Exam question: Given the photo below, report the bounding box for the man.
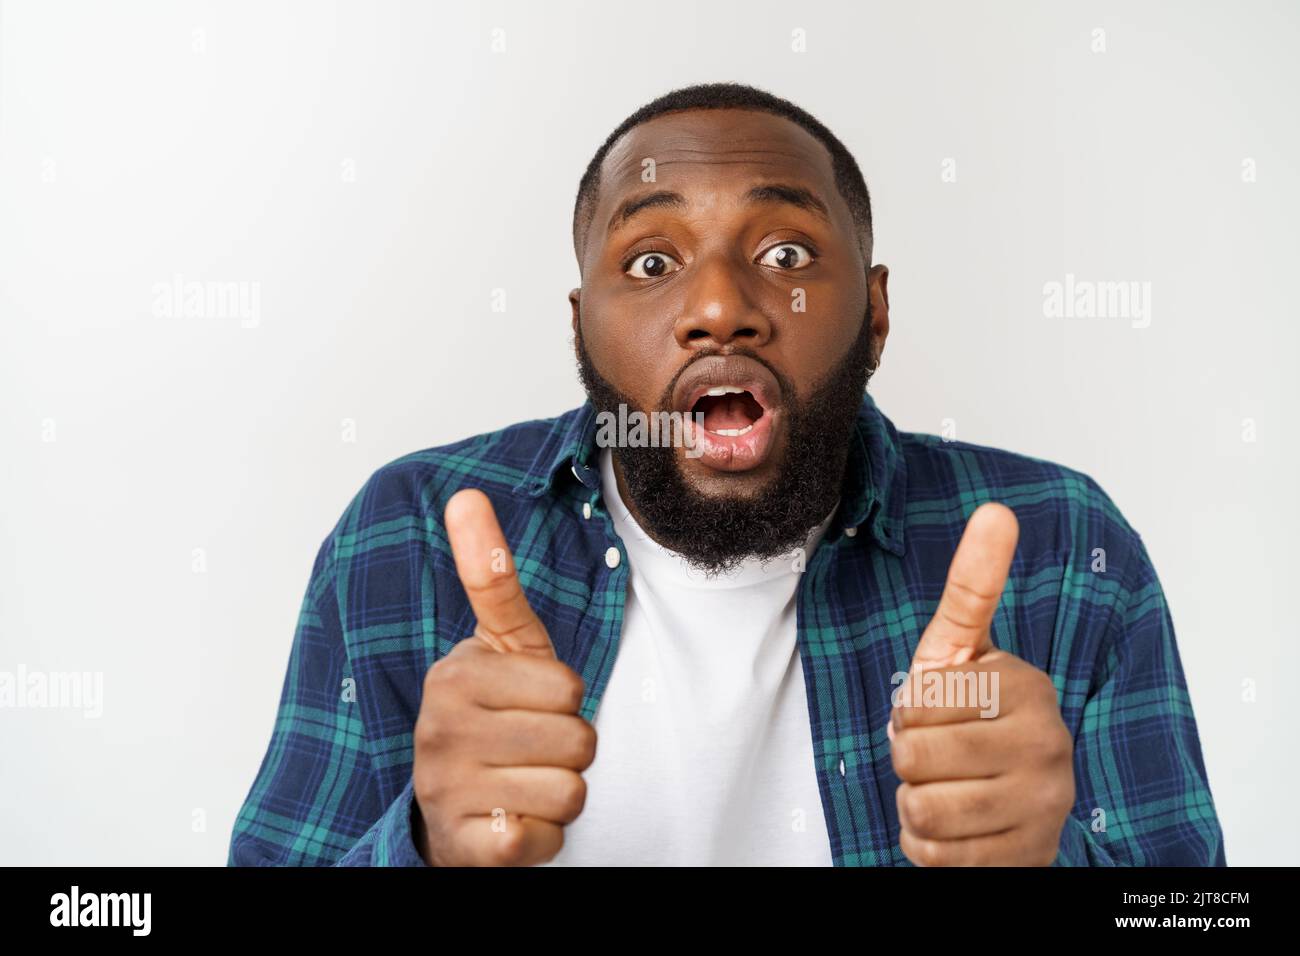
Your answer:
[228,83,1224,867]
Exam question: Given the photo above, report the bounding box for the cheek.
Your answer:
[580,295,677,405]
[776,290,865,383]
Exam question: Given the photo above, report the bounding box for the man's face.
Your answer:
[571,107,890,571]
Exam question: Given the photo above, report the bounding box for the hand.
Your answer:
[888,503,1075,866]
[411,489,597,866]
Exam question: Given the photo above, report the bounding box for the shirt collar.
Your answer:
[514,393,907,556]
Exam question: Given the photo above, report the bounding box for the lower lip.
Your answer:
[683,407,781,472]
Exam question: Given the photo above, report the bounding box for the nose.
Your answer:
[672,253,773,349]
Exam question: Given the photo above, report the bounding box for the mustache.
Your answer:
[657,346,791,413]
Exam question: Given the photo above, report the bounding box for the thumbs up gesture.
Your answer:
[889,503,1075,866]
[410,489,597,866]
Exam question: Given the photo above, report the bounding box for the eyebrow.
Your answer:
[605,183,831,237]
[606,190,686,236]
[744,183,831,222]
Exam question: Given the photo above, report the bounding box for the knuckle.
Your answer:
[891,731,923,780]
[419,713,452,751]
[538,828,565,865]
[913,834,945,867]
[421,662,442,697]
[492,821,528,866]
[893,703,917,730]
[903,789,936,837]
[573,720,598,768]
[1028,670,1061,708]
[470,569,521,606]
[1028,721,1066,763]
[556,666,586,712]
[943,578,985,620]
[559,773,588,821]
[411,765,445,807]
[1053,723,1075,760]
[413,713,437,750]
[427,654,466,692]
[1047,774,1076,816]
[566,717,600,770]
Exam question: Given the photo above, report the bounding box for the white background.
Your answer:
[1,0,1295,865]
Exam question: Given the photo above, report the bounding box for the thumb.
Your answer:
[444,489,555,657]
[909,501,1018,671]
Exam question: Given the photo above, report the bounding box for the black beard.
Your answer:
[574,301,877,576]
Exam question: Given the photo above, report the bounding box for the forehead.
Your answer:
[594,107,842,221]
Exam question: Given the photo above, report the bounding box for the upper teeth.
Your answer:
[705,386,747,397]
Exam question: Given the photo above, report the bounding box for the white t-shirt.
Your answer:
[543,448,835,866]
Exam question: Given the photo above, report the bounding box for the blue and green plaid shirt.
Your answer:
[228,393,1225,866]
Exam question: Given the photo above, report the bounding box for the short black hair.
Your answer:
[572,82,873,265]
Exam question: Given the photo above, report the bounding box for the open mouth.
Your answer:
[691,386,766,437]
[672,356,784,473]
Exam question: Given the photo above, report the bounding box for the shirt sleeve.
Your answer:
[227,532,430,867]
[1053,524,1225,866]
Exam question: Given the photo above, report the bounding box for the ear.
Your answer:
[568,287,581,335]
[867,264,890,364]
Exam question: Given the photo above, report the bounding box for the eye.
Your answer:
[625,251,682,279]
[758,242,815,270]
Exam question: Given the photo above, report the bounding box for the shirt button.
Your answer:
[839,758,846,777]
[583,502,592,520]
[605,547,621,569]
[844,526,858,538]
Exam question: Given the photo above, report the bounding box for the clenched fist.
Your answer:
[889,503,1076,866]
[411,489,597,866]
